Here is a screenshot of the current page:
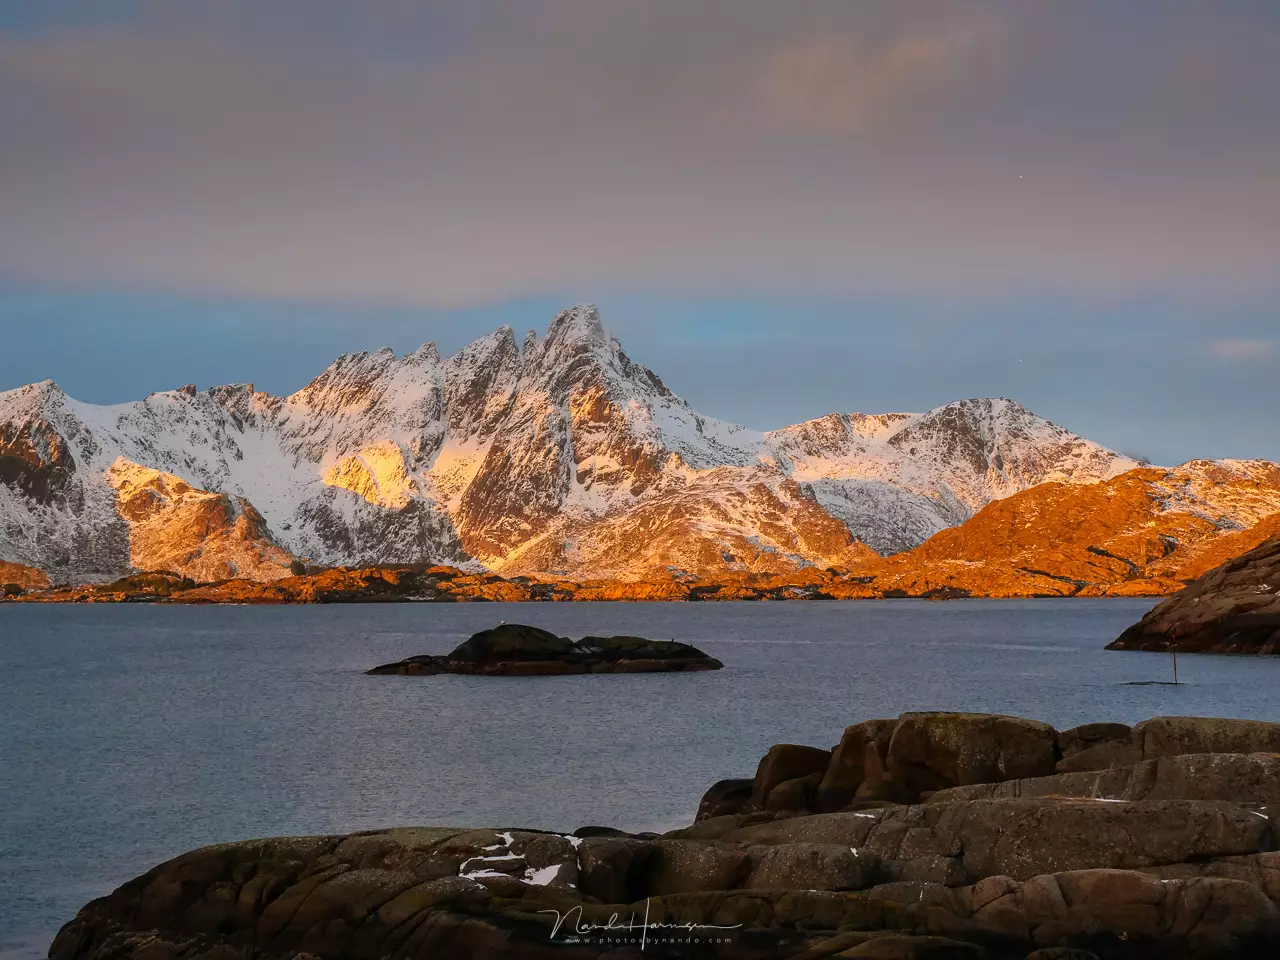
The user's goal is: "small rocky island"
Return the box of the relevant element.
[1109,534,1280,654]
[366,623,724,675]
[51,711,1280,959]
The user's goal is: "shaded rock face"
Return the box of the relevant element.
[50,712,1280,960]
[697,778,755,821]
[0,417,76,504]
[816,718,898,812]
[366,623,724,675]
[751,744,834,809]
[1109,534,1280,654]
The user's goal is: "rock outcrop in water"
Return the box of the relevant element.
[1108,534,1280,654]
[366,623,724,675]
[51,711,1280,959]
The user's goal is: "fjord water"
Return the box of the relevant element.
[4,600,1280,957]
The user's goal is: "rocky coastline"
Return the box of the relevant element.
[50,711,1280,959]
[0,563,1182,605]
[367,623,723,675]
[1108,535,1280,655]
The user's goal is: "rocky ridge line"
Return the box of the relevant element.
[0,305,1139,584]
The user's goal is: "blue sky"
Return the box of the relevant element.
[0,2,1276,464]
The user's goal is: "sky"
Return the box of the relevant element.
[0,1,1276,465]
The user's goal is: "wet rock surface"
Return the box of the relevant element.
[50,712,1280,958]
[365,623,724,675]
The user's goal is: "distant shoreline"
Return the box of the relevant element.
[1,564,1175,605]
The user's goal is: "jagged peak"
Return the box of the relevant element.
[443,324,519,373]
[545,303,607,347]
[407,342,442,364]
[460,324,517,354]
[925,397,1031,417]
[0,379,69,421]
[0,378,62,400]
[904,397,1058,435]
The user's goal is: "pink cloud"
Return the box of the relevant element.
[756,28,990,134]
[1211,339,1274,360]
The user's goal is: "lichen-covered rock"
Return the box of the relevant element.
[1133,716,1280,759]
[744,843,875,891]
[927,752,1280,808]
[884,713,1058,796]
[644,839,755,895]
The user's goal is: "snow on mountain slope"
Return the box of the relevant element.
[0,304,1139,581]
[762,400,1136,553]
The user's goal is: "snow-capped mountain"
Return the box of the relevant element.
[0,304,1138,582]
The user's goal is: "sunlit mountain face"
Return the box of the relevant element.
[0,305,1150,584]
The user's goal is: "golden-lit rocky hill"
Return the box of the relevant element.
[0,559,49,592]
[105,458,297,582]
[836,460,1280,597]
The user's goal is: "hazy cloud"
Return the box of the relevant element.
[0,2,1277,306]
[1211,339,1274,360]
[756,27,991,135]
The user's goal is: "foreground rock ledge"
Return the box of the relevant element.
[52,713,1280,959]
[366,623,724,675]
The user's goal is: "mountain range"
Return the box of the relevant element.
[2,304,1276,589]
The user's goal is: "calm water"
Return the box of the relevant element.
[4,599,1280,957]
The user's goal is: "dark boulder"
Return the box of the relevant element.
[696,777,754,821]
[816,718,898,812]
[644,839,754,895]
[449,623,574,662]
[49,711,1280,960]
[750,743,833,809]
[765,772,824,812]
